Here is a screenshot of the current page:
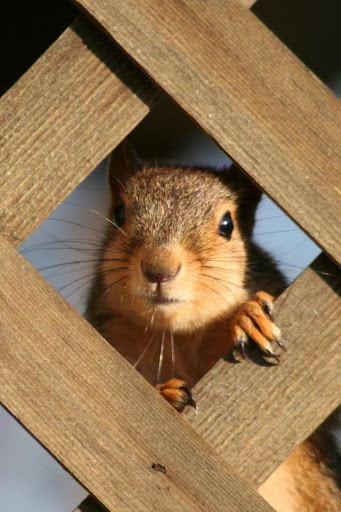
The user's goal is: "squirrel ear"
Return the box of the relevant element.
[227,163,262,204]
[107,140,141,199]
[226,163,262,237]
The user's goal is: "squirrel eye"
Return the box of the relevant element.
[218,211,234,239]
[113,203,125,227]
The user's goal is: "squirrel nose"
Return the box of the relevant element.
[142,262,180,283]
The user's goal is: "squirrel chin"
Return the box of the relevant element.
[127,294,239,334]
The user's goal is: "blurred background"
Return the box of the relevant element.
[1,1,340,510]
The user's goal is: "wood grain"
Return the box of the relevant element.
[75,254,341,511]
[71,0,341,264]
[0,16,157,247]
[240,0,257,7]
[184,254,341,487]
[1,2,339,511]
[0,234,273,512]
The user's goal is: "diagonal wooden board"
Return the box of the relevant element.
[71,0,341,264]
[0,16,158,248]
[184,254,341,488]
[0,234,274,512]
[74,254,341,511]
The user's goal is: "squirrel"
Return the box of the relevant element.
[86,141,341,511]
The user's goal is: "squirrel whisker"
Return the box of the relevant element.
[200,280,236,309]
[63,275,101,303]
[46,217,108,237]
[201,273,245,291]
[89,208,128,238]
[57,270,114,294]
[133,336,155,368]
[157,330,166,384]
[170,330,175,379]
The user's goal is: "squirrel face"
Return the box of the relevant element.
[99,142,261,333]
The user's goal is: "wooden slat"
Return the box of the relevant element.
[0,16,157,247]
[240,0,257,7]
[71,0,341,264]
[1,2,338,510]
[74,254,341,511]
[184,254,341,487]
[0,234,273,512]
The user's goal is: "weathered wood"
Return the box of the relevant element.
[1,2,339,511]
[0,234,273,512]
[240,0,257,7]
[72,0,341,264]
[0,16,157,247]
[74,255,341,511]
[184,254,341,487]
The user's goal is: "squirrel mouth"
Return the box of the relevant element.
[147,293,182,305]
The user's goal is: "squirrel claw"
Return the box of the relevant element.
[230,291,285,363]
[179,386,197,409]
[265,350,281,364]
[275,339,287,352]
[263,301,273,319]
[232,336,250,362]
[156,378,196,410]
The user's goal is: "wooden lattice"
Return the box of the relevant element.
[1,1,340,511]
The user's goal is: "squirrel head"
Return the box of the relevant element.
[100,141,261,333]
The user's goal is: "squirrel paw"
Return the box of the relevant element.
[231,291,285,363]
[156,378,196,410]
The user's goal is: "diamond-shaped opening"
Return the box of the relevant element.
[20,96,322,317]
[2,95,324,512]
[20,159,110,316]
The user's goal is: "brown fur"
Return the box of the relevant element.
[86,141,341,510]
[260,417,341,511]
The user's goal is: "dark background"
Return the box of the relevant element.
[1,0,340,97]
